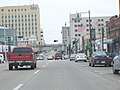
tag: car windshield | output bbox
[13,48,33,54]
[93,51,107,56]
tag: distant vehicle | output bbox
[112,55,120,74]
[89,51,112,67]
[36,55,44,60]
[75,53,87,62]
[64,55,69,60]
[0,54,4,63]
[47,55,54,60]
[8,46,37,70]
[70,54,76,61]
[55,53,62,60]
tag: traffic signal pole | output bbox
[88,10,92,56]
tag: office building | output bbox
[0,4,41,46]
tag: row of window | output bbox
[73,19,104,23]
[74,24,104,27]
[2,15,37,19]
[75,34,81,37]
[1,8,27,12]
[2,19,37,23]
[74,29,89,32]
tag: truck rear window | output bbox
[13,48,33,54]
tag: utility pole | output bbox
[101,27,104,51]
[88,10,92,56]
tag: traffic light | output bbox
[73,41,76,46]
[54,40,58,42]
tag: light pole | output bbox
[3,25,7,61]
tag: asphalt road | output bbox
[0,60,120,90]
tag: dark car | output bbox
[89,51,112,67]
[55,53,62,60]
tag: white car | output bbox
[0,54,4,63]
[112,55,120,74]
[75,53,87,62]
[70,54,76,61]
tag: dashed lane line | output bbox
[34,70,40,75]
[13,84,23,90]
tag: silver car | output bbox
[112,55,120,74]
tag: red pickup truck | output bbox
[8,46,37,70]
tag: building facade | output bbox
[69,13,111,54]
[0,4,41,46]
[61,26,70,55]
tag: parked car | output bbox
[55,53,62,60]
[64,55,69,60]
[70,54,76,61]
[75,53,87,62]
[89,51,112,67]
[0,54,4,63]
[112,55,120,74]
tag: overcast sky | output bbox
[0,0,119,44]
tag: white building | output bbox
[69,13,111,51]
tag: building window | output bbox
[78,20,80,22]
[78,34,81,36]
[98,28,101,31]
[86,29,89,31]
[98,24,100,26]
[101,19,104,21]
[98,19,100,22]
[74,25,77,27]
[86,24,89,27]
[75,34,77,37]
[75,29,77,32]
[1,9,4,11]
[74,20,77,23]
[8,9,10,12]
[86,20,89,22]
[101,24,104,26]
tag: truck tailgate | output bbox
[8,53,33,61]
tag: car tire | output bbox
[75,61,78,62]
[31,64,35,69]
[34,63,37,68]
[113,67,119,74]
[9,64,13,70]
[15,66,18,69]
[91,62,95,67]
[89,63,91,66]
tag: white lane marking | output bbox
[13,84,23,90]
[94,70,99,72]
[34,70,40,75]
[99,73,103,74]
[42,65,46,68]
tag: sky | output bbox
[0,0,119,44]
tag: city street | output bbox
[0,60,120,90]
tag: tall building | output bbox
[70,13,111,52]
[0,4,41,46]
[119,0,120,14]
[61,26,70,55]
